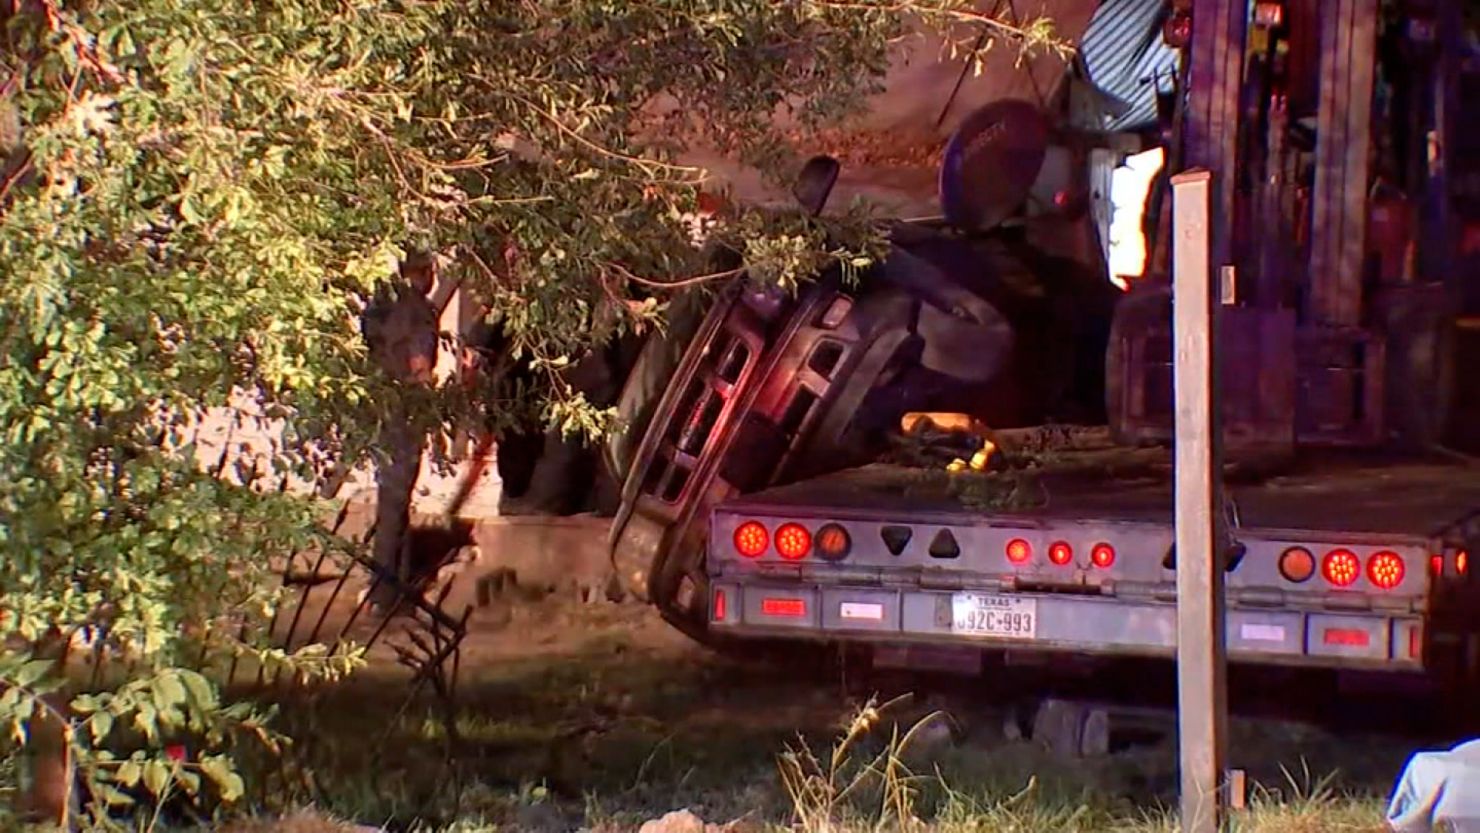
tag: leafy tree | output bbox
[0,0,1060,820]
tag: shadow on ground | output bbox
[257,598,1422,831]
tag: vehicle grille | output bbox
[640,329,755,505]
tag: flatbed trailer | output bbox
[705,435,1480,678]
[605,0,1480,703]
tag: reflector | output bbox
[928,529,961,559]
[816,524,852,561]
[734,521,769,558]
[1366,551,1405,590]
[775,523,812,561]
[1322,628,1370,647]
[761,597,806,617]
[880,526,913,556]
[839,602,884,621]
[1322,549,1361,587]
[1048,541,1073,565]
[1006,538,1032,564]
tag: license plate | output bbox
[950,594,1037,639]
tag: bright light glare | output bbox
[1107,147,1166,288]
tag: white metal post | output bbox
[1171,168,1229,833]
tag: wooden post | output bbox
[1171,168,1229,833]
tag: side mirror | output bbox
[793,155,841,217]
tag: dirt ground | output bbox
[245,580,1435,832]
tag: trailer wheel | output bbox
[1030,698,1111,758]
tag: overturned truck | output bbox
[603,0,1480,700]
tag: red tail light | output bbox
[1048,541,1073,566]
[1279,547,1316,583]
[1432,554,1444,576]
[1366,551,1405,590]
[734,521,769,558]
[1322,549,1361,587]
[775,523,812,561]
[1090,543,1116,569]
[713,588,727,621]
[1006,538,1032,564]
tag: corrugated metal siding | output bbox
[1079,0,1184,131]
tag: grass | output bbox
[227,669,1394,833]
[7,598,1409,832]
[216,698,1385,833]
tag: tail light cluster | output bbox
[1278,545,1411,589]
[1010,538,1116,569]
[732,521,1117,568]
[732,520,851,561]
[735,519,1429,594]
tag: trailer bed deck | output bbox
[708,437,1480,670]
[727,448,1480,538]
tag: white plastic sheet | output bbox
[1388,739,1480,832]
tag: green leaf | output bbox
[134,702,159,744]
[0,687,25,717]
[13,659,53,688]
[93,783,135,807]
[151,672,187,710]
[178,670,217,710]
[89,710,114,743]
[142,759,171,796]
[175,770,202,794]
[219,771,246,803]
[200,754,244,801]
[115,760,143,787]
[179,192,204,224]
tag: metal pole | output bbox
[1171,168,1229,833]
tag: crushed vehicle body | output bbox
[605,0,1480,695]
